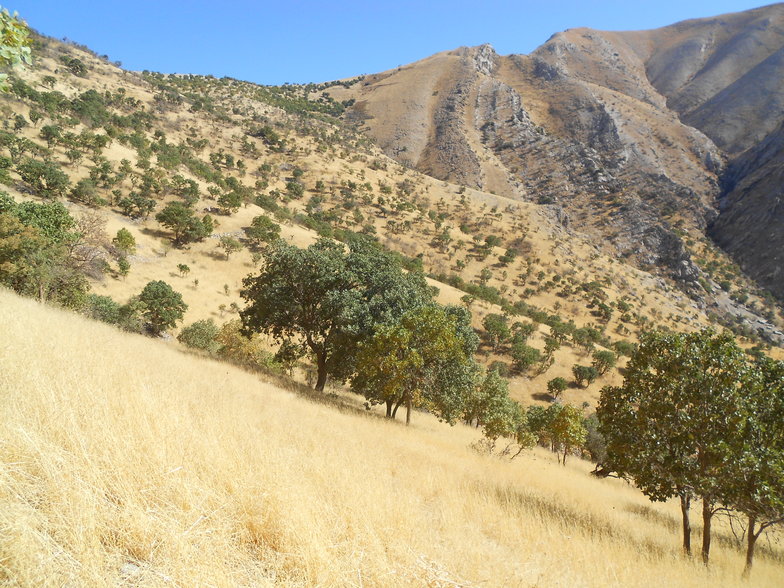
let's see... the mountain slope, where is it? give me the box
[335,3,784,299]
[2,287,783,586]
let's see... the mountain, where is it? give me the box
[332,3,784,298]
[0,7,782,418]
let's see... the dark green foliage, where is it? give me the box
[546,377,568,399]
[71,89,110,127]
[17,158,71,199]
[511,320,536,341]
[572,365,598,388]
[591,350,617,375]
[70,178,103,207]
[84,294,121,324]
[39,124,61,147]
[155,201,211,245]
[178,319,221,354]
[286,180,305,199]
[60,55,87,76]
[240,238,431,392]
[482,313,510,351]
[217,190,243,214]
[597,329,752,561]
[245,215,281,246]
[118,192,156,219]
[720,357,784,575]
[510,342,541,372]
[138,280,187,335]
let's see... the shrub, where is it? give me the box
[177,319,221,354]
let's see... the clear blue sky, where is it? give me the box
[6,1,776,85]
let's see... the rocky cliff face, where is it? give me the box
[336,4,784,297]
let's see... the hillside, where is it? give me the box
[333,3,784,301]
[1,30,782,413]
[1,288,783,586]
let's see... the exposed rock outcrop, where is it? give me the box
[335,3,784,297]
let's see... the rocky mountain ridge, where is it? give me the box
[332,3,784,299]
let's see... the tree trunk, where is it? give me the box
[701,500,712,565]
[385,399,393,418]
[314,353,328,392]
[392,397,403,419]
[405,396,412,426]
[742,515,758,578]
[679,492,692,556]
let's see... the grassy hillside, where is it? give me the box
[1,34,781,414]
[1,287,782,586]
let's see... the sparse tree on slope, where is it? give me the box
[721,357,784,577]
[240,237,430,392]
[138,280,187,335]
[597,329,749,562]
[352,304,478,425]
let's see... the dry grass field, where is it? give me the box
[2,288,782,586]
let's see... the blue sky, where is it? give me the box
[7,1,774,85]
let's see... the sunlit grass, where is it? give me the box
[1,288,781,586]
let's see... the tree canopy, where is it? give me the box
[597,329,757,564]
[138,280,187,335]
[351,304,479,425]
[240,237,431,391]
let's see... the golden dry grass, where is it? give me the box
[1,288,782,586]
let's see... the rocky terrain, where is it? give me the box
[331,3,784,299]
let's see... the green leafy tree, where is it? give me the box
[546,377,568,400]
[155,201,210,245]
[218,235,242,259]
[241,237,430,392]
[591,350,617,375]
[543,335,560,359]
[218,190,243,214]
[112,228,136,255]
[70,178,102,207]
[138,280,187,335]
[84,294,121,325]
[352,305,479,425]
[17,158,70,199]
[482,313,510,351]
[118,192,156,219]
[572,364,598,388]
[597,329,750,561]
[464,368,524,443]
[245,214,281,246]
[0,198,91,307]
[548,403,587,465]
[39,124,62,148]
[177,318,221,354]
[286,180,304,199]
[177,263,190,277]
[117,256,130,278]
[525,404,554,448]
[720,357,784,577]
[0,9,32,91]
[511,320,536,342]
[510,342,540,373]
[12,113,26,131]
